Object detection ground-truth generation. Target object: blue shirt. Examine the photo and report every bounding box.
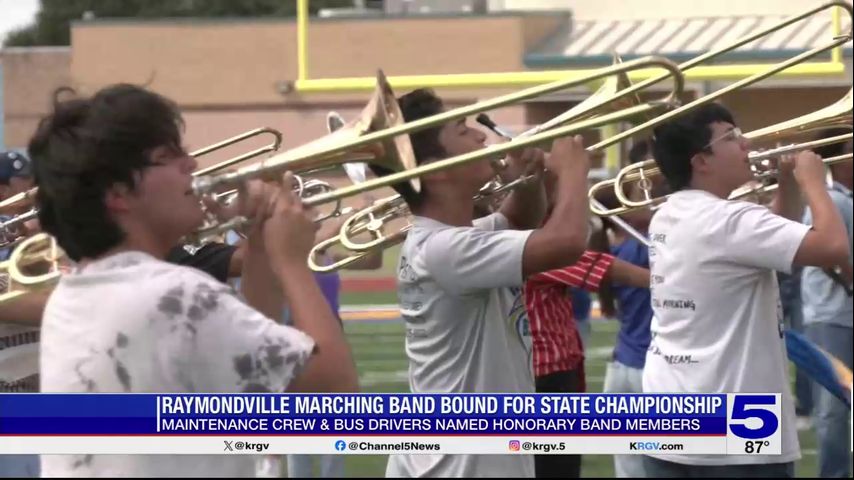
[570,288,591,321]
[801,182,853,327]
[609,237,653,369]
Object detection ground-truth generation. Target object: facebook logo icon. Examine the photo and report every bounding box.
[335,440,347,451]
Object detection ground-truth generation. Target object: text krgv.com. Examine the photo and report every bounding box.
[628,441,684,452]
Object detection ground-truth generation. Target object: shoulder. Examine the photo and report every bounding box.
[472,212,510,231]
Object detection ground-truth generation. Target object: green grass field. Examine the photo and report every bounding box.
[282,318,823,478]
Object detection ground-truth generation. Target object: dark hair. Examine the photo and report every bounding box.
[651,103,735,192]
[29,84,184,261]
[386,88,447,209]
[628,139,651,165]
[813,127,852,159]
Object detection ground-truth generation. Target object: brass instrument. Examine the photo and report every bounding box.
[0,127,283,249]
[191,56,686,245]
[300,56,686,271]
[585,0,853,216]
[0,127,284,301]
[601,89,853,213]
[325,2,851,258]
[299,17,849,225]
[0,233,64,304]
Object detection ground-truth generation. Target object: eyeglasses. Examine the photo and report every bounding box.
[704,127,745,150]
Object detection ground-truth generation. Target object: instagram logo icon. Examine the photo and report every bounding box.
[509,440,521,451]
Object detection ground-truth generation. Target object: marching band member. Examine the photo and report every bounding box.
[643,103,848,477]
[281,209,382,480]
[28,83,358,477]
[383,88,591,478]
[800,128,853,478]
[592,140,659,479]
[525,170,650,479]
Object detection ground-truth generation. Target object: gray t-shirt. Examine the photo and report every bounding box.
[386,213,535,478]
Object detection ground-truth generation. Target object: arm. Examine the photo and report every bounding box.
[278,265,358,393]
[521,136,590,277]
[529,251,616,292]
[228,242,245,278]
[262,175,358,393]
[604,258,650,289]
[498,148,547,230]
[499,182,547,230]
[791,153,849,268]
[768,164,803,221]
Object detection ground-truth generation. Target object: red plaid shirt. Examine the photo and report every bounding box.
[524,250,615,387]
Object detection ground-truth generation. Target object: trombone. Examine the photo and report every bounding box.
[599,89,853,213]
[299,8,850,223]
[581,0,853,215]
[315,21,849,248]
[0,127,284,303]
[0,127,284,249]
[193,55,686,246]
[300,56,686,271]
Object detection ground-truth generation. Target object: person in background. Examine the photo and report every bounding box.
[590,140,660,478]
[278,199,383,479]
[800,128,853,478]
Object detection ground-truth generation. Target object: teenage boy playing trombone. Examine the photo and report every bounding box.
[384,88,592,478]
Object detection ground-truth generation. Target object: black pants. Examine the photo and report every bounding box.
[534,369,583,478]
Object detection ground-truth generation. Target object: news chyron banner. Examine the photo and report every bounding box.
[0,394,781,456]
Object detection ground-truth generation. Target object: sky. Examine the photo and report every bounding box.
[0,0,39,46]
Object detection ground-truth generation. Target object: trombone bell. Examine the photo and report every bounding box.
[192,70,419,197]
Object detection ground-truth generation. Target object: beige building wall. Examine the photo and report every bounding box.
[2,11,848,157]
[68,12,564,108]
[1,47,72,149]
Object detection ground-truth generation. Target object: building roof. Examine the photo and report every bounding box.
[526,13,853,66]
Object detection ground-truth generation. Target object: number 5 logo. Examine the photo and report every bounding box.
[729,395,779,439]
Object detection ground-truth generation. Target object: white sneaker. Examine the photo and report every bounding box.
[795,415,813,431]
[256,455,283,478]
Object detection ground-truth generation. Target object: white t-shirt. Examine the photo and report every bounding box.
[643,190,809,466]
[40,251,316,478]
[386,213,535,478]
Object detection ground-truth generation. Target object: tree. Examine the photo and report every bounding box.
[3,0,355,47]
